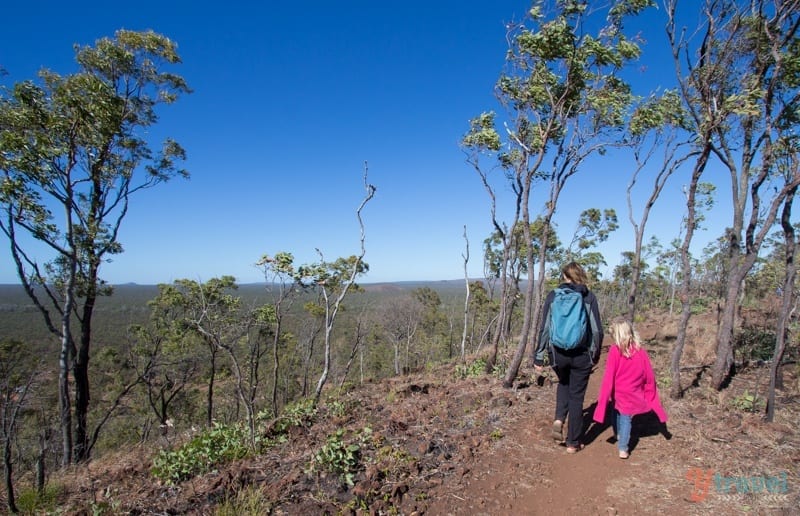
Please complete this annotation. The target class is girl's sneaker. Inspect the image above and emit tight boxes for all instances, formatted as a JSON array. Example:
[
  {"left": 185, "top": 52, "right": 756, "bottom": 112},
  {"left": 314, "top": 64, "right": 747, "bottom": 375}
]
[
  {"left": 551, "top": 420, "right": 563, "bottom": 443},
  {"left": 618, "top": 450, "right": 629, "bottom": 459}
]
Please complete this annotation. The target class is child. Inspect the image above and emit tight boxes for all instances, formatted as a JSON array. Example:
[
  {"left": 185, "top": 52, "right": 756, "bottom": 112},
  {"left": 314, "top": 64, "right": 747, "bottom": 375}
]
[{"left": 592, "top": 320, "right": 667, "bottom": 459}]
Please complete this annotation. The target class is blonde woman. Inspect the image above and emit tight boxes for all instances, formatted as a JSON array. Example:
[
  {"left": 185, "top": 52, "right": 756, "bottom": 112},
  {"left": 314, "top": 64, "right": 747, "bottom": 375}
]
[{"left": 592, "top": 319, "right": 668, "bottom": 459}]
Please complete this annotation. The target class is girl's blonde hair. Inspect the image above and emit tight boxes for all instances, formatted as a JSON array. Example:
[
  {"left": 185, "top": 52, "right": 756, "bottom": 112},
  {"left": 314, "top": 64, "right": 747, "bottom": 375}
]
[{"left": 610, "top": 319, "right": 641, "bottom": 358}]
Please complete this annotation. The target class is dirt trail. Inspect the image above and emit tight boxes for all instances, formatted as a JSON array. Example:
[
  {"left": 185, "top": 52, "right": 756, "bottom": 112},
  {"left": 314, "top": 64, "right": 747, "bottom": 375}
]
[
  {"left": 424, "top": 341, "right": 798, "bottom": 516},
  {"left": 425, "top": 355, "right": 653, "bottom": 515}
]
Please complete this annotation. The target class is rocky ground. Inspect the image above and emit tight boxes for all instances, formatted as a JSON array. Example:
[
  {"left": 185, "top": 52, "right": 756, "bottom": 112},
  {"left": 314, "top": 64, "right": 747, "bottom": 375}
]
[{"left": 32, "top": 310, "right": 800, "bottom": 514}]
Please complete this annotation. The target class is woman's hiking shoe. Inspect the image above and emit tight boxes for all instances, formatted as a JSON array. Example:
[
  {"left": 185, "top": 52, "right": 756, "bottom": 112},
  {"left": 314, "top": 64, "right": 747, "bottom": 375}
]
[
  {"left": 619, "top": 450, "right": 629, "bottom": 459},
  {"left": 551, "top": 420, "right": 563, "bottom": 443},
  {"left": 566, "top": 443, "right": 585, "bottom": 454}
]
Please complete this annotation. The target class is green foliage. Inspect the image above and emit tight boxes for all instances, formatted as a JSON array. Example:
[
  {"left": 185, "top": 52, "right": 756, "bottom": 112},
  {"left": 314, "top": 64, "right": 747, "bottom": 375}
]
[
  {"left": 656, "top": 369, "right": 671, "bottom": 390},
  {"left": 490, "top": 359, "right": 508, "bottom": 380},
  {"left": 89, "top": 499, "right": 123, "bottom": 515},
  {"left": 455, "top": 358, "right": 486, "bottom": 379},
  {"left": 151, "top": 423, "right": 250, "bottom": 485},
  {"left": 730, "top": 390, "right": 765, "bottom": 413},
  {"left": 326, "top": 400, "right": 347, "bottom": 419},
  {"left": 272, "top": 397, "right": 317, "bottom": 434},
  {"left": 308, "top": 427, "right": 372, "bottom": 487},
  {"left": 14, "top": 482, "right": 64, "bottom": 513},
  {"left": 690, "top": 296, "right": 711, "bottom": 314},
  {"left": 490, "top": 428, "right": 504, "bottom": 441},
  {"left": 462, "top": 112, "right": 501, "bottom": 151},
  {"left": 734, "top": 326, "right": 776, "bottom": 362}
]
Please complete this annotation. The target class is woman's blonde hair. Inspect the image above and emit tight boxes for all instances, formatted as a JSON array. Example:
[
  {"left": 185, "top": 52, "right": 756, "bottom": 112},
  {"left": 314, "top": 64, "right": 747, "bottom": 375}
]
[
  {"left": 610, "top": 319, "right": 641, "bottom": 358},
  {"left": 562, "top": 262, "right": 588, "bottom": 285}
]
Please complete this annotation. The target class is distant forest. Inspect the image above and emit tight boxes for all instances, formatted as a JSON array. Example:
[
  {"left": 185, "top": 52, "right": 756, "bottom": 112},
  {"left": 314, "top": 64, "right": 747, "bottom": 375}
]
[{"left": 0, "top": 281, "right": 469, "bottom": 345}]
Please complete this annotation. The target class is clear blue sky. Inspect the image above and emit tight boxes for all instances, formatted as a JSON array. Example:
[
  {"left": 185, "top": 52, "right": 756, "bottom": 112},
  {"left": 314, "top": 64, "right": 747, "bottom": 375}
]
[{"left": 1, "top": 1, "right": 727, "bottom": 285}]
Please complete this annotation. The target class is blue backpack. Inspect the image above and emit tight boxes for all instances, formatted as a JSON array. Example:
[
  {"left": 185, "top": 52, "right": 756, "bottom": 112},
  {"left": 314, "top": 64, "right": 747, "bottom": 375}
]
[{"left": 547, "top": 287, "right": 589, "bottom": 350}]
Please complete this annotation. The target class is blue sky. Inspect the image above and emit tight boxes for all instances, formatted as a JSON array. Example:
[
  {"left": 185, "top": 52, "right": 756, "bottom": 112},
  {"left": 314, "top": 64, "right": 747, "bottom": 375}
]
[{"left": 1, "top": 1, "right": 728, "bottom": 285}]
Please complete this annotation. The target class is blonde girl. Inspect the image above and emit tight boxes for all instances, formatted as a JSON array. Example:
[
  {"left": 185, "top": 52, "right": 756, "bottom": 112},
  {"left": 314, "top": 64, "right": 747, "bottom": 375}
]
[{"left": 592, "top": 319, "right": 667, "bottom": 459}]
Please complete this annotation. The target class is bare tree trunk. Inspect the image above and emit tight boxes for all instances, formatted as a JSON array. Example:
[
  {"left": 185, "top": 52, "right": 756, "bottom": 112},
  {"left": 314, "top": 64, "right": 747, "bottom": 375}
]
[
  {"left": 59, "top": 326, "right": 73, "bottom": 466},
  {"left": 4, "top": 442, "right": 17, "bottom": 514},
  {"left": 313, "top": 166, "right": 375, "bottom": 404},
  {"left": 461, "top": 226, "right": 470, "bottom": 361},
  {"left": 36, "top": 426, "right": 49, "bottom": 493},
  {"left": 766, "top": 187, "right": 797, "bottom": 422},
  {"left": 272, "top": 319, "right": 281, "bottom": 418},
  {"left": 339, "top": 318, "right": 366, "bottom": 388},
  {"left": 206, "top": 350, "right": 216, "bottom": 427},
  {"left": 74, "top": 291, "right": 96, "bottom": 463},
  {"left": 503, "top": 178, "right": 536, "bottom": 389},
  {"left": 670, "top": 148, "right": 711, "bottom": 399}
]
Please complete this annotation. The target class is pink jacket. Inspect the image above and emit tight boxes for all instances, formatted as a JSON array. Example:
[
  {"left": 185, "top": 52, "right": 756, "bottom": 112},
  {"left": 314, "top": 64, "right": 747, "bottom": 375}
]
[{"left": 593, "top": 344, "right": 668, "bottom": 423}]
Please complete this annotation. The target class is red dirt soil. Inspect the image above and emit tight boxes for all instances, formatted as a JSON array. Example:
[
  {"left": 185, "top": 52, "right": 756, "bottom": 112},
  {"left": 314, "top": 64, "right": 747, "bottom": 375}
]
[{"left": 34, "top": 311, "right": 800, "bottom": 514}]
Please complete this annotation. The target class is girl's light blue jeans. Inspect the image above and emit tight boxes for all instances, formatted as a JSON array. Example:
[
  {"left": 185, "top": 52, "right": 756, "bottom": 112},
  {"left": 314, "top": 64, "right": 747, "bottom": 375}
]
[{"left": 614, "top": 411, "right": 633, "bottom": 453}]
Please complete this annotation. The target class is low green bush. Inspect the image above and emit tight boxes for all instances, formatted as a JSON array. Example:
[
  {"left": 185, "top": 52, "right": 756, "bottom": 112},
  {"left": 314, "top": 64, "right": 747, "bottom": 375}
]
[
  {"left": 308, "top": 427, "right": 372, "bottom": 487},
  {"left": 151, "top": 422, "right": 250, "bottom": 485},
  {"left": 455, "top": 358, "right": 486, "bottom": 379}
]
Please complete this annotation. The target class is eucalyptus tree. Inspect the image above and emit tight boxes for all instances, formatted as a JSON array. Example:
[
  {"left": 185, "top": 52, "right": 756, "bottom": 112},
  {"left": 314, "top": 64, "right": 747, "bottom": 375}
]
[
  {"left": 128, "top": 290, "right": 201, "bottom": 436},
  {"left": 622, "top": 91, "right": 693, "bottom": 322},
  {"left": 0, "top": 340, "right": 41, "bottom": 513},
  {"left": 464, "top": 113, "right": 522, "bottom": 375},
  {"left": 766, "top": 147, "right": 798, "bottom": 422},
  {"left": 555, "top": 207, "right": 619, "bottom": 281},
  {"left": 256, "top": 252, "right": 299, "bottom": 418},
  {"left": 478, "top": 221, "right": 525, "bottom": 374},
  {"left": 479, "top": 218, "right": 560, "bottom": 373},
  {"left": 378, "top": 296, "right": 421, "bottom": 376},
  {"left": 295, "top": 169, "right": 374, "bottom": 404},
  {"left": 669, "top": 181, "right": 716, "bottom": 398},
  {"left": 157, "top": 276, "right": 243, "bottom": 427},
  {"left": 464, "top": 0, "right": 654, "bottom": 387},
  {"left": 668, "top": 0, "right": 800, "bottom": 390},
  {"left": 0, "top": 30, "right": 190, "bottom": 464}
]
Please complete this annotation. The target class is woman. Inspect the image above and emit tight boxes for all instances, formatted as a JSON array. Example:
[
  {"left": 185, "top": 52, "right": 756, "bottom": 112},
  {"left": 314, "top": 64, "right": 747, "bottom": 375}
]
[{"left": 533, "top": 262, "right": 603, "bottom": 453}]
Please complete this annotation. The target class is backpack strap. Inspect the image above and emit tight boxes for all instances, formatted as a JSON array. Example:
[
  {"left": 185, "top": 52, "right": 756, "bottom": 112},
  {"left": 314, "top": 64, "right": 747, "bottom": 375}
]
[{"left": 585, "top": 298, "right": 600, "bottom": 362}]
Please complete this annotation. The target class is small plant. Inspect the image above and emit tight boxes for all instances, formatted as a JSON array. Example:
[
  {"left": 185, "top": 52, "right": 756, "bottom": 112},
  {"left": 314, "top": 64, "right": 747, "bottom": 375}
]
[
  {"left": 455, "top": 358, "right": 486, "bottom": 379},
  {"left": 344, "top": 496, "right": 370, "bottom": 512},
  {"left": 491, "top": 360, "right": 507, "bottom": 379},
  {"left": 273, "top": 397, "right": 317, "bottom": 434},
  {"left": 151, "top": 422, "right": 250, "bottom": 484},
  {"left": 326, "top": 400, "right": 346, "bottom": 418},
  {"left": 90, "top": 500, "right": 122, "bottom": 516},
  {"left": 308, "top": 427, "right": 372, "bottom": 487},
  {"left": 214, "top": 485, "right": 273, "bottom": 515},
  {"left": 730, "top": 390, "right": 765, "bottom": 412},
  {"left": 656, "top": 369, "right": 672, "bottom": 390},
  {"left": 490, "top": 428, "right": 504, "bottom": 441},
  {"left": 15, "top": 483, "right": 64, "bottom": 513}
]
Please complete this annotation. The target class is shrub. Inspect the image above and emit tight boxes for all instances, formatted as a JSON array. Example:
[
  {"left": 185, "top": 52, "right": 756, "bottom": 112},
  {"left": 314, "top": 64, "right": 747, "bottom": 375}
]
[
  {"left": 272, "top": 398, "right": 317, "bottom": 434},
  {"left": 308, "top": 427, "right": 372, "bottom": 487},
  {"left": 734, "top": 326, "right": 776, "bottom": 362},
  {"left": 15, "top": 483, "right": 64, "bottom": 513},
  {"left": 455, "top": 358, "right": 486, "bottom": 379},
  {"left": 730, "top": 390, "right": 765, "bottom": 413},
  {"left": 151, "top": 422, "right": 250, "bottom": 485}
]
